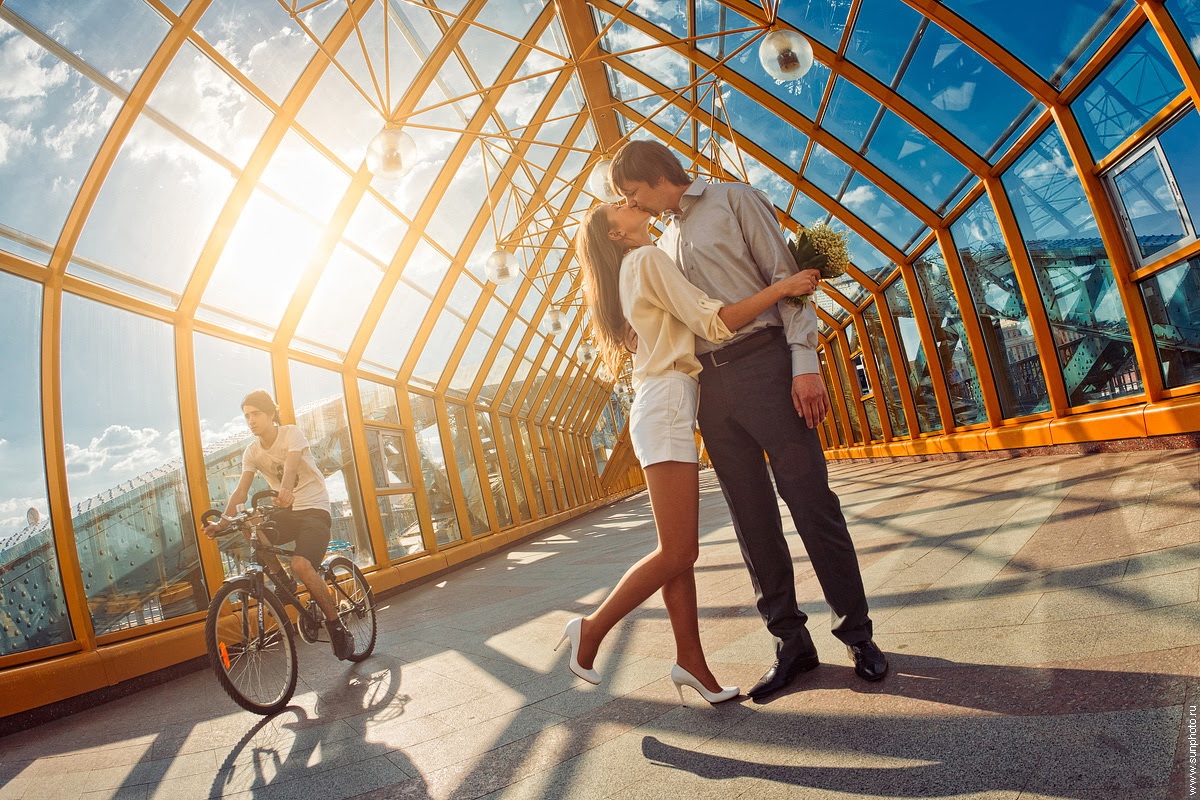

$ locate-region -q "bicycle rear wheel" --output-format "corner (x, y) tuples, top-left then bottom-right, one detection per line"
(205, 578), (297, 715)
(324, 556), (377, 661)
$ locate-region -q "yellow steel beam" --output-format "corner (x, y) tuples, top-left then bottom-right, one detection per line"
(556, 0), (623, 151)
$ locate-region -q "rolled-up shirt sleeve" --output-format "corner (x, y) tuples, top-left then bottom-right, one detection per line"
(627, 248), (734, 344)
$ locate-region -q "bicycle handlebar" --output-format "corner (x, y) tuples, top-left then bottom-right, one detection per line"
(201, 489), (279, 537)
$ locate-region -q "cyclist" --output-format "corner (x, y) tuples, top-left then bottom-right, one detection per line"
(204, 389), (354, 660)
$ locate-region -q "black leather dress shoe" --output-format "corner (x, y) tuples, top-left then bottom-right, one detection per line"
(847, 640), (888, 681)
(748, 636), (820, 699)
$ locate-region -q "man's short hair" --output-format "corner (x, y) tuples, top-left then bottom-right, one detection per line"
(610, 139), (690, 189)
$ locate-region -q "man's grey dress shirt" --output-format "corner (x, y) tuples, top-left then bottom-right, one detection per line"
(657, 180), (820, 377)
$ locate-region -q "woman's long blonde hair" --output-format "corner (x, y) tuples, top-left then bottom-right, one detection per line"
(577, 205), (635, 376)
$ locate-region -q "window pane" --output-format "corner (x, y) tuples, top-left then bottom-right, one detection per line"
(1072, 25), (1184, 159)
(499, 416), (531, 522)
(62, 295), (205, 636)
(1140, 257), (1200, 388)
(409, 394), (462, 547)
(289, 362), (373, 566)
(446, 403), (491, 536)
(1111, 148), (1189, 259)
(950, 195), (1051, 418)
(520, 421), (554, 513)
(884, 279), (943, 432)
(366, 429), (410, 490)
(0, 274), (72, 656)
(862, 303), (910, 437)
(478, 413), (513, 528)
(294, 244), (384, 356)
(819, 352), (848, 445)
(913, 246), (989, 426)
(1158, 110), (1200, 230)
(193, 333), (274, 575)
(831, 342), (864, 443)
(359, 379), (401, 425)
(379, 493), (423, 561)
(1003, 126), (1144, 405)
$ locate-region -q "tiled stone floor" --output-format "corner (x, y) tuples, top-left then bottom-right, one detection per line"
(1, 449), (1197, 800)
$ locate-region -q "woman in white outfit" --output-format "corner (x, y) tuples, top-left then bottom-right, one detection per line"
(556, 202), (819, 703)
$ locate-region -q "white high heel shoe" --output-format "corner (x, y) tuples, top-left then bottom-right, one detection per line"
(554, 617), (600, 685)
(670, 664), (739, 704)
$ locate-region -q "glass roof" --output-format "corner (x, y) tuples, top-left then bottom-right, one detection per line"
(0, 0), (1174, 398)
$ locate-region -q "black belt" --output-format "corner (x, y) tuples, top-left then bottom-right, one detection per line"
(701, 327), (782, 368)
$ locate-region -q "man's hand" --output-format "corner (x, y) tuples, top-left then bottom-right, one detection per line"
(203, 520), (227, 539)
(791, 373), (829, 428)
(275, 488), (295, 508)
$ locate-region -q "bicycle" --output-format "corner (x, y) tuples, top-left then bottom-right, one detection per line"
(200, 490), (378, 715)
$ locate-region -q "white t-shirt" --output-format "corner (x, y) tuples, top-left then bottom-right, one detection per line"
(241, 425), (331, 513)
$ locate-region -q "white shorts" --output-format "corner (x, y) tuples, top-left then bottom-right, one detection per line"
(629, 371), (700, 467)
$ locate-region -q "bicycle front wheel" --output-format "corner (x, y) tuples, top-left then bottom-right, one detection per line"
(205, 578), (297, 715)
(324, 556), (377, 661)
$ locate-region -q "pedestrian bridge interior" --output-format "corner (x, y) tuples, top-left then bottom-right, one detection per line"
(0, 1), (1198, 792)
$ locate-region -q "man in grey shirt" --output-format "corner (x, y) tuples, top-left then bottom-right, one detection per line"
(610, 140), (888, 699)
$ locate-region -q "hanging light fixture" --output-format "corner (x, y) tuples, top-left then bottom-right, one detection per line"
(758, 29), (813, 82)
(543, 307), (567, 335)
(366, 127), (416, 180)
(578, 340), (597, 365)
(485, 250), (520, 285)
(588, 158), (622, 203)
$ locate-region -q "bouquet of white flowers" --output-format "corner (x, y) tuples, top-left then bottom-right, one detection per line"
(785, 223), (849, 307)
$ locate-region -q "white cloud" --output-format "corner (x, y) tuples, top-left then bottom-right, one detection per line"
(0, 438), (7, 447)
(0, 495), (49, 538)
(0, 119), (35, 165)
(63, 424), (168, 478)
(43, 87), (121, 160)
(842, 184), (877, 211)
(0, 21), (71, 101)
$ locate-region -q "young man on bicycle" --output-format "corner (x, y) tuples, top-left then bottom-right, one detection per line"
(204, 390), (355, 660)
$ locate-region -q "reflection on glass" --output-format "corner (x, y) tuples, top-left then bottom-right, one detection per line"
(1071, 25), (1183, 159)
(359, 379), (401, 425)
(521, 422), (557, 513)
(366, 429), (410, 490)
(831, 339), (863, 443)
(445, 403), (490, 536)
(590, 403), (621, 473)
(884, 279), (944, 433)
(503, 417), (537, 519)
(951, 195), (1050, 418)
(193, 333), (274, 575)
(862, 303), (910, 437)
(409, 394), (462, 546)
(1110, 148), (1189, 260)
(289, 362), (373, 566)
(379, 494), (423, 561)
(862, 396), (883, 441)
(0, 274), (72, 656)
(818, 352), (847, 446)
(62, 295), (205, 636)
(478, 413), (514, 529)
(1140, 257), (1200, 388)
(1003, 126), (1143, 405)
(913, 246), (988, 426)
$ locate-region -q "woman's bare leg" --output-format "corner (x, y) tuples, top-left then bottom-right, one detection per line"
(576, 461), (721, 690)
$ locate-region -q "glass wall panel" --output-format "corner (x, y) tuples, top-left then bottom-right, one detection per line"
(73, 117), (235, 307)
(61, 295), (205, 635)
(950, 195), (1051, 418)
(1140, 257), (1200, 388)
(912, 246), (988, 426)
(831, 340), (864, 443)
(862, 303), (910, 437)
(1003, 126), (1144, 405)
(294, 244), (384, 356)
(503, 416), (539, 518)
(289, 362), (373, 565)
(409, 394), (462, 547)
(0, 274), (72, 656)
(446, 403), (491, 536)
(521, 421), (556, 513)
(361, 280), (431, 376)
(1071, 25), (1183, 159)
(193, 333), (274, 575)
(0, 27), (119, 264)
(884, 279), (944, 433)
(818, 352), (848, 446)
(378, 493), (422, 561)
(412, 313), (465, 389)
(477, 413), (513, 529)
(359, 379), (401, 425)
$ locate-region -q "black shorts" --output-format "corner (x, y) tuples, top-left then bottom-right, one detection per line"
(266, 508), (332, 567)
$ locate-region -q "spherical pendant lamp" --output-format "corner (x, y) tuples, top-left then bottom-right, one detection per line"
(544, 307), (567, 336)
(758, 29), (813, 82)
(485, 250), (520, 285)
(366, 128), (416, 180)
(588, 158), (621, 203)
(578, 340), (597, 365)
